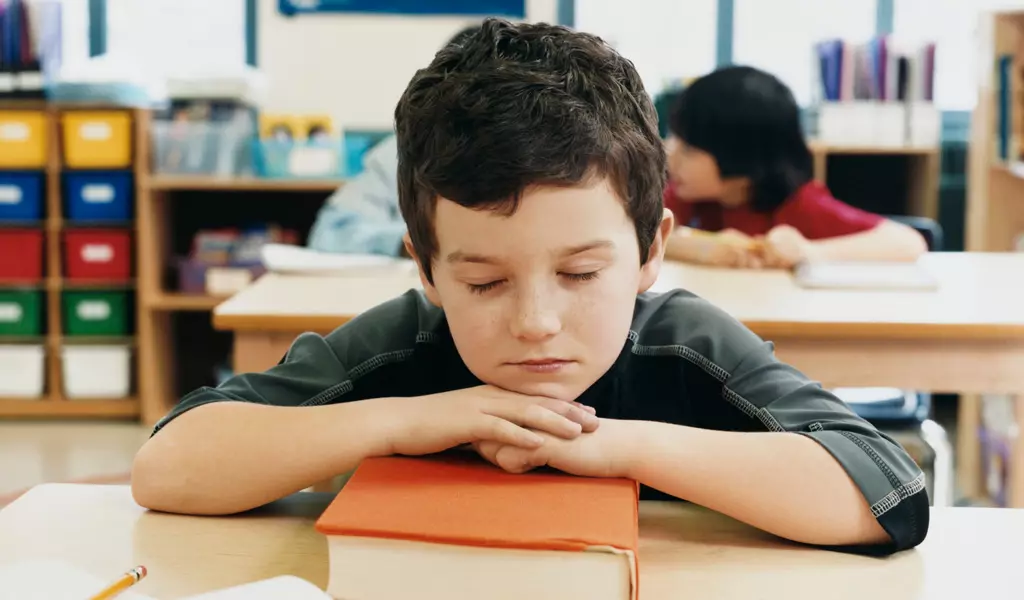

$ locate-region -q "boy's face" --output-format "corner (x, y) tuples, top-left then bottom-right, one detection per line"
(407, 178), (672, 402)
(665, 135), (724, 202)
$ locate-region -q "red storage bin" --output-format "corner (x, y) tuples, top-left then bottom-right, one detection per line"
(64, 229), (131, 281)
(0, 229), (43, 282)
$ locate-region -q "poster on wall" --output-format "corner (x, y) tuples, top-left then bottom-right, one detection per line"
(279, 0), (525, 18)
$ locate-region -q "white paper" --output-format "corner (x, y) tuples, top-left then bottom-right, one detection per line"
(0, 561), (327, 600)
(260, 243), (416, 276)
(794, 261), (939, 291)
(0, 560), (155, 600)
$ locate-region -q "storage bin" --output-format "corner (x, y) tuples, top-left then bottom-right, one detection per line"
(64, 171), (133, 222)
(63, 291), (129, 336)
(0, 172), (43, 222)
(62, 111), (132, 169)
(151, 119), (255, 177)
(0, 111), (46, 168)
(0, 229), (43, 282)
(64, 229), (131, 281)
(254, 139), (345, 179)
(61, 344), (131, 398)
(0, 344), (45, 397)
(0, 289), (43, 336)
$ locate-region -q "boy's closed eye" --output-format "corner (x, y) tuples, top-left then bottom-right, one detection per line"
(465, 271), (603, 295)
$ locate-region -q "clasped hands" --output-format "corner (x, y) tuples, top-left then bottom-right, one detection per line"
(385, 386), (632, 479)
(704, 225), (816, 269)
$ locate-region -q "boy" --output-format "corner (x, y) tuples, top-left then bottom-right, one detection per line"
(132, 19), (928, 554)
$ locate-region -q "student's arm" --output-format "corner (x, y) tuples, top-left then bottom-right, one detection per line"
(306, 135), (407, 256)
(479, 299), (928, 553)
(763, 220), (927, 267)
(664, 227), (764, 268)
(132, 297), (598, 516)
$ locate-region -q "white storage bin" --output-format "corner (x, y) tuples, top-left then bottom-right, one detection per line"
(0, 344), (45, 397)
(61, 344), (131, 398)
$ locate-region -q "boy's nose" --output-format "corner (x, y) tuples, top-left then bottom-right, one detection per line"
(509, 293), (562, 342)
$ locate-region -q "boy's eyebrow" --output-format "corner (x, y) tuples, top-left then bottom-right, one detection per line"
(445, 240), (614, 264)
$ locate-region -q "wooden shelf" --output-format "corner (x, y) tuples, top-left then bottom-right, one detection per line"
(0, 397), (140, 418)
(48, 278), (136, 291)
(148, 176), (345, 193)
(148, 292), (224, 311)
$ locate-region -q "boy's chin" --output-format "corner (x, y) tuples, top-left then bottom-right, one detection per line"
(487, 379), (589, 403)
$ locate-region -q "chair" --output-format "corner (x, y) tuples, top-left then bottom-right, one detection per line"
(830, 215), (955, 507)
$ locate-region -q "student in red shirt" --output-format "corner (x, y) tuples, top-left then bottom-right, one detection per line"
(663, 66), (927, 268)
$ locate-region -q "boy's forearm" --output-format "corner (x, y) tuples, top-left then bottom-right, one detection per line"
(809, 220), (927, 262)
(623, 421), (890, 547)
(131, 399), (397, 515)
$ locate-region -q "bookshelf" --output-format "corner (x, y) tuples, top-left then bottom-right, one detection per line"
(0, 104), (144, 419)
(968, 10), (1024, 252)
(136, 168), (345, 425)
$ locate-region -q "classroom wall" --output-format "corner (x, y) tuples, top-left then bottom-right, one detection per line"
(257, 0), (558, 130)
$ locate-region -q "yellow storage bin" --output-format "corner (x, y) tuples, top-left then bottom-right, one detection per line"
(0, 111), (47, 168)
(62, 111), (132, 168)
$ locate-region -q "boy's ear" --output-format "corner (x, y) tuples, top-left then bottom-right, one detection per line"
(403, 233), (443, 307)
(637, 208), (675, 294)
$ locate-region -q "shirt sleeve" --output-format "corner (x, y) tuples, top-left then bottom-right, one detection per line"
(774, 186), (884, 240)
(307, 135), (406, 256)
(723, 325), (929, 554)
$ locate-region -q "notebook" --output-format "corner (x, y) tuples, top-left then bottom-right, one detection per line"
(315, 454), (640, 600)
(794, 261), (939, 291)
(0, 560), (328, 600)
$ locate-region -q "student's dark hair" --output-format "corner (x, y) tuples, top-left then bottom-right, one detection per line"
(445, 25), (481, 47)
(669, 65), (813, 212)
(395, 18), (666, 283)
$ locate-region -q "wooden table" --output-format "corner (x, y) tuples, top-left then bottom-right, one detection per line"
(1, 484), (1021, 599)
(211, 253), (1024, 505)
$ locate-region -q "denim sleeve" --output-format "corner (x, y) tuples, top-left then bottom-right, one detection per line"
(307, 135), (405, 256)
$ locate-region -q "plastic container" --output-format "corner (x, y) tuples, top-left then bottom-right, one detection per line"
(61, 344), (131, 398)
(0, 289), (43, 336)
(0, 110), (46, 168)
(0, 172), (44, 222)
(151, 120), (255, 177)
(0, 229), (44, 282)
(0, 344), (45, 397)
(62, 111), (133, 169)
(64, 229), (131, 281)
(64, 171), (133, 222)
(253, 138), (344, 179)
(63, 291), (129, 336)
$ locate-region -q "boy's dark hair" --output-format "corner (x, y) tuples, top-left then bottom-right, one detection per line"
(445, 25), (481, 47)
(669, 65), (813, 212)
(395, 18), (666, 282)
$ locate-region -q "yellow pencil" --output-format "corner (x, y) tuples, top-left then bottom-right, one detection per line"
(89, 565), (147, 600)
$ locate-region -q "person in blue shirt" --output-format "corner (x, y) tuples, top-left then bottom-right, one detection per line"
(308, 26), (481, 256)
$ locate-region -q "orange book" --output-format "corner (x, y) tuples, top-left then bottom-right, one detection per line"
(315, 453), (639, 600)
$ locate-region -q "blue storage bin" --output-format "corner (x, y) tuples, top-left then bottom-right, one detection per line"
(64, 171), (133, 222)
(253, 139), (345, 179)
(0, 172), (43, 222)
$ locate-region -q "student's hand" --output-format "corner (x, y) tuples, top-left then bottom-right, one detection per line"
(707, 229), (764, 269)
(762, 225), (816, 268)
(472, 418), (637, 479)
(385, 386), (599, 457)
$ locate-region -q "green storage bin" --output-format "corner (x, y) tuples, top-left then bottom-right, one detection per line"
(0, 289), (42, 336)
(63, 290), (129, 336)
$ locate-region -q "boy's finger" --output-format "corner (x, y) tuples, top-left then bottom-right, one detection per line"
(537, 400), (599, 434)
(519, 403), (583, 439)
(473, 416), (545, 448)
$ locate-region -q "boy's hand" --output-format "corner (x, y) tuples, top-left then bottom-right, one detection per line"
(762, 225), (816, 268)
(472, 418), (636, 479)
(385, 386), (598, 457)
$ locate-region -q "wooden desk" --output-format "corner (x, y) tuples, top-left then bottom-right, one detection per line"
(1, 484), (1021, 599)
(211, 253), (1024, 505)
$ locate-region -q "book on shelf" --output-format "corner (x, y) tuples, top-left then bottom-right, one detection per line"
(314, 453), (640, 600)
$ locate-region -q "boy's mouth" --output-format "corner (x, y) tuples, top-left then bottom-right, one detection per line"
(509, 359), (573, 374)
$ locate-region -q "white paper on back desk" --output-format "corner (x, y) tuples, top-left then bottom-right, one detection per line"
(0, 560), (328, 600)
(260, 243), (415, 275)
